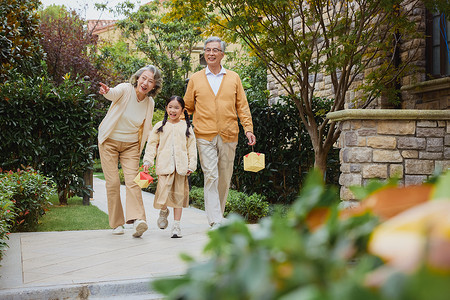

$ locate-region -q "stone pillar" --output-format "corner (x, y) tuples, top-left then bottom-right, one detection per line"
(327, 109), (450, 201)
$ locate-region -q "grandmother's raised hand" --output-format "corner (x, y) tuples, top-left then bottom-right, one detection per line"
(99, 82), (110, 95)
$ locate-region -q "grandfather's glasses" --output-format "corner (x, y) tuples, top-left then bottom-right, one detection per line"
(204, 48), (222, 54)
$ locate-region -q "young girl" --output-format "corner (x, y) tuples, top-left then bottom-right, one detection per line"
(143, 96), (197, 238)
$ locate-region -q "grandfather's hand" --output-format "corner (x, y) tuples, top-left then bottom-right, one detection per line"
(246, 131), (256, 146)
(99, 82), (110, 95)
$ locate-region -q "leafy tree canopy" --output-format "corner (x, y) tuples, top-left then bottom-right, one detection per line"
(167, 0), (449, 174)
(39, 5), (100, 85)
(0, 0), (43, 82)
(112, 0), (204, 107)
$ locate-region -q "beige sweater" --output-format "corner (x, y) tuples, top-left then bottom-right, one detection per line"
(143, 121), (197, 176)
(98, 83), (155, 154)
(184, 68), (253, 143)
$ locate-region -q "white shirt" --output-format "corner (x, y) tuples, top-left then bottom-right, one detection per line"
(205, 66), (227, 96)
(109, 93), (148, 142)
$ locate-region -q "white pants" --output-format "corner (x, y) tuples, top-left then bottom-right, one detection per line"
(197, 135), (237, 225)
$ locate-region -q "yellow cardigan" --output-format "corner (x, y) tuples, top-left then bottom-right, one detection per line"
(97, 83), (155, 154)
(184, 69), (253, 143)
(143, 121), (197, 176)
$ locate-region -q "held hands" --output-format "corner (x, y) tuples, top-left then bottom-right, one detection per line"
(99, 82), (110, 95)
(246, 131), (256, 146)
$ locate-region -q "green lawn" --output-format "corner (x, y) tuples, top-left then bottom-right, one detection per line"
(94, 172), (105, 180)
(36, 195), (110, 232)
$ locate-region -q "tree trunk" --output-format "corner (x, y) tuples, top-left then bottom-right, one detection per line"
(314, 149), (328, 178)
(58, 186), (68, 206)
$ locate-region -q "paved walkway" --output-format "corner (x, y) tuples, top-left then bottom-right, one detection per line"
(0, 177), (211, 299)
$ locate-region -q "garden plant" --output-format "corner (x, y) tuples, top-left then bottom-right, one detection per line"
(0, 168), (55, 260)
(153, 169), (450, 300)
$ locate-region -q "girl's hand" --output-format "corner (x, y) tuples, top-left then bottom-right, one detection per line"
(99, 82), (110, 95)
(143, 164), (150, 173)
(187, 170), (193, 175)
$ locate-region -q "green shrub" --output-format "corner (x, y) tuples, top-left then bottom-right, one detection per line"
(153, 169), (379, 299)
(93, 159), (103, 173)
(225, 190), (269, 223)
(188, 186), (269, 223)
(0, 196), (16, 261)
(154, 170), (450, 300)
(189, 186), (205, 210)
(0, 71), (96, 205)
(0, 168), (56, 232)
(152, 109), (165, 125)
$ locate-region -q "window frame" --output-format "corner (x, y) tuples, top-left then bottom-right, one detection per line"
(425, 11), (450, 78)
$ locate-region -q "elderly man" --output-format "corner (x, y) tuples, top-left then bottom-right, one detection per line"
(184, 36), (256, 228)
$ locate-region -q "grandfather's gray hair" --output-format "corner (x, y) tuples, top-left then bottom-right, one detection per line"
(204, 36), (227, 52)
(129, 65), (163, 98)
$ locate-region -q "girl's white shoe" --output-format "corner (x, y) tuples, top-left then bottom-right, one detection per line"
(171, 223), (182, 238)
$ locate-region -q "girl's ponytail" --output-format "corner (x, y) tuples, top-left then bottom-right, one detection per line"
(157, 111), (168, 133)
(184, 110), (191, 138)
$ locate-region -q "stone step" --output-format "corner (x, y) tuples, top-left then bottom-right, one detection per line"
(0, 278), (164, 300)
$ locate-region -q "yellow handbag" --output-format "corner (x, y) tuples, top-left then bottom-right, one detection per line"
(244, 150), (265, 172)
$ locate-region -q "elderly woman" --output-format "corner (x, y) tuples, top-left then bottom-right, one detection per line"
(98, 65), (162, 237)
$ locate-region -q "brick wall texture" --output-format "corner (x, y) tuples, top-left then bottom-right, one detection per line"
(338, 119), (450, 200)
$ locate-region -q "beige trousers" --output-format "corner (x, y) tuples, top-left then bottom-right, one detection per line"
(98, 138), (146, 228)
(197, 135), (237, 225)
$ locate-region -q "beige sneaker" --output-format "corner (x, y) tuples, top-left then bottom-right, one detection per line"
(132, 219), (148, 237)
(157, 209), (169, 229)
(112, 225), (124, 235)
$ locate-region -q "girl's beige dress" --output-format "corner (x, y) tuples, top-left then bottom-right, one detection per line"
(143, 121), (197, 209)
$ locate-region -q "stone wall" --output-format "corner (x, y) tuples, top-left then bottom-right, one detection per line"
(327, 110), (450, 201)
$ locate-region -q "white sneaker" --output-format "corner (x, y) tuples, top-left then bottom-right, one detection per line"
(171, 223), (182, 238)
(112, 225), (124, 235)
(210, 222), (221, 231)
(132, 219), (148, 237)
(157, 209), (169, 229)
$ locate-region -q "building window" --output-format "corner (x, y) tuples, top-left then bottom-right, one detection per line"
(426, 12), (450, 77)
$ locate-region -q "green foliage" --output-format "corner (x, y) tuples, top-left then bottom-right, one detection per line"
(225, 191), (269, 223)
(114, 0), (203, 108)
(189, 186), (269, 223)
(153, 169), (450, 299)
(39, 6), (100, 86)
(0, 0), (43, 82)
(0, 191), (16, 261)
(349, 177), (399, 200)
(152, 109), (165, 126)
(153, 169), (381, 299)
(0, 71), (96, 204)
(93, 40), (148, 88)
(188, 186), (205, 209)
(430, 171), (450, 200)
(0, 168), (55, 233)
